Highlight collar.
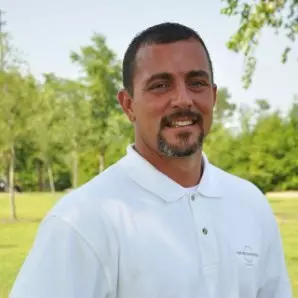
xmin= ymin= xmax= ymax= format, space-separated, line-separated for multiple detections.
xmin=118 ymin=145 xmax=222 ymax=203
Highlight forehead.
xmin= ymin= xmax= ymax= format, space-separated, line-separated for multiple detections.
xmin=134 ymin=39 xmax=210 ymax=82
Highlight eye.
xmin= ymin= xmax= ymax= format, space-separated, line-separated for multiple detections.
xmin=148 ymin=82 xmax=169 ymax=90
xmin=188 ymin=80 xmax=208 ymax=88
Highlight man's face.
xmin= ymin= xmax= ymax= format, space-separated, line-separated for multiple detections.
xmin=119 ymin=38 xmax=217 ymax=158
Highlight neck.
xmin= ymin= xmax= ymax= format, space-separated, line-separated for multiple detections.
xmin=134 ymin=143 xmax=203 ymax=188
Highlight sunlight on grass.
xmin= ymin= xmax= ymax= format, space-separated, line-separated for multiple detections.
xmin=0 ymin=193 xmax=60 ymax=297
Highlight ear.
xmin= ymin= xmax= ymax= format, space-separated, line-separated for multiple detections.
xmin=212 ymin=83 xmax=217 ymax=107
xmin=117 ymin=89 xmax=136 ymax=122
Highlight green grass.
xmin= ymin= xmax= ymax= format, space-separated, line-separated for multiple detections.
xmin=0 ymin=193 xmax=297 ymax=297
xmin=0 ymin=193 xmax=60 ymax=297
xmin=269 ymin=197 xmax=298 ymax=297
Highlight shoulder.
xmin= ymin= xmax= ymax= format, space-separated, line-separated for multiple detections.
xmin=209 ymin=163 xmax=280 ymax=244
xmin=42 ymin=160 xmax=131 ymax=250
xmin=209 ymin=162 xmax=275 ymax=222
xmin=211 ymin=164 xmax=263 ymax=197
xmin=49 ymin=160 xmax=128 ymax=216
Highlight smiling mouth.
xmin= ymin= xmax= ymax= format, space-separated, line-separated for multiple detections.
xmin=166 ymin=119 xmax=197 ymax=128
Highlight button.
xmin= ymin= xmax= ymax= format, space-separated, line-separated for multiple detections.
xmin=202 ymin=228 xmax=208 ymax=235
xmin=191 ymin=194 xmax=196 ymax=201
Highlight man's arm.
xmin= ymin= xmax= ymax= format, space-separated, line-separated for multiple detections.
xmin=257 ymin=209 xmax=292 ymax=298
xmin=9 ymin=216 xmax=110 ymax=298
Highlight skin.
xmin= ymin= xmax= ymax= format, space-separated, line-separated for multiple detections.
xmin=118 ymin=38 xmax=217 ymax=187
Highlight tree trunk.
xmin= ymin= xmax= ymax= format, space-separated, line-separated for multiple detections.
xmin=47 ymin=164 xmax=55 ymax=193
xmin=72 ymin=150 xmax=78 ymax=189
xmin=36 ymin=159 xmax=44 ymax=191
xmin=98 ymin=152 xmax=105 ymax=173
xmin=9 ymin=142 xmax=17 ymax=220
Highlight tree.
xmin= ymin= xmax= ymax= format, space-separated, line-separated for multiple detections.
xmin=50 ymin=76 xmax=91 ymax=189
xmin=255 ymin=98 xmax=271 ymax=113
xmin=0 ymin=72 xmax=37 ymax=219
xmin=204 ymin=87 xmax=237 ymax=169
xmin=221 ymin=0 xmax=298 ymax=88
xmin=30 ymin=78 xmax=63 ymax=192
xmin=213 ymin=87 xmax=237 ymax=124
xmin=70 ymin=33 xmax=123 ymax=173
xmin=0 ymin=27 xmax=30 ymax=219
xmin=281 ymin=97 xmax=298 ymax=189
xmin=0 ymin=31 xmax=26 ymax=72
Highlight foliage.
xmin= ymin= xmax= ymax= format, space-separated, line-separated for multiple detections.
xmin=221 ymin=0 xmax=298 ymax=88
xmin=0 ymin=31 xmax=297 ymax=195
xmin=0 ymin=33 xmax=132 ymax=193
xmin=70 ymin=34 xmax=123 ymax=172
xmin=205 ymin=96 xmax=298 ymax=192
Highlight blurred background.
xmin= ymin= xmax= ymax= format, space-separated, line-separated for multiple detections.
xmin=0 ymin=0 xmax=297 ymax=297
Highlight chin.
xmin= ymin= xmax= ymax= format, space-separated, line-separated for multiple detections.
xmin=158 ymin=140 xmax=201 ymax=158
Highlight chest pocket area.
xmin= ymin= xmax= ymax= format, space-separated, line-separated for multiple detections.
xmin=212 ymin=214 xmax=263 ymax=298
xmin=232 ymin=225 xmax=263 ymax=297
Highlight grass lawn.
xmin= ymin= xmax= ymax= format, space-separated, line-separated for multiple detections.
xmin=0 ymin=193 xmax=60 ymax=297
xmin=0 ymin=193 xmax=297 ymax=297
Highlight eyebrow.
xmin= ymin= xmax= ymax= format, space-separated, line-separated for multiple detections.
xmin=186 ymin=70 xmax=211 ymax=81
xmin=144 ymin=72 xmax=172 ymax=87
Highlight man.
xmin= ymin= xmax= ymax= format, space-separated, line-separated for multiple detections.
xmin=10 ymin=22 xmax=291 ymax=298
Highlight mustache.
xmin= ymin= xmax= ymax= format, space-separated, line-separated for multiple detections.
xmin=160 ymin=109 xmax=203 ymax=128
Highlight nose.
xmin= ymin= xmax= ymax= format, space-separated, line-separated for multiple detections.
xmin=171 ymin=83 xmax=194 ymax=109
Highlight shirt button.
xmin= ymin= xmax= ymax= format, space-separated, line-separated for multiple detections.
xmin=202 ymin=228 xmax=208 ymax=235
xmin=191 ymin=194 xmax=196 ymax=201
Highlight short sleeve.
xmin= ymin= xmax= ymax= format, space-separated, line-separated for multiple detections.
xmin=257 ymin=210 xmax=292 ymax=298
xmin=9 ymin=216 xmax=110 ymax=298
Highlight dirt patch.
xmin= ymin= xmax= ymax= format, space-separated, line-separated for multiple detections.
xmin=275 ymin=212 xmax=298 ymax=220
xmin=275 ymin=216 xmax=298 ymax=224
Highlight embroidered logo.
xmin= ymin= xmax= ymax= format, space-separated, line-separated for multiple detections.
xmin=236 ymin=245 xmax=259 ymax=266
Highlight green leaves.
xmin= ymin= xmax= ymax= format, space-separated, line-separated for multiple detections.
xmin=221 ymin=0 xmax=297 ymax=88
xmin=70 ymin=33 xmax=126 ymax=171
xmin=0 ymin=72 xmax=37 ymax=148
xmin=213 ymin=87 xmax=237 ymax=122
xmin=0 ymin=30 xmax=134 ymax=191
xmin=1 ymin=24 xmax=296 ymax=195
xmin=205 ymin=94 xmax=298 ymax=192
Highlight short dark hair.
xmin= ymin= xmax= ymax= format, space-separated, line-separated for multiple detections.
xmin=122 ymin=22 xmax=214 ymax=96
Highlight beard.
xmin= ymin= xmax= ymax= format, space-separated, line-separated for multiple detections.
xmin=157 ymin=109 xmax=205 ymax=158
xmin=158 ymin=130 xmax=204 ymax=157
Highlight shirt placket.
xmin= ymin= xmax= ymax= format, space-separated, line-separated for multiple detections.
xmin=188 ymin=192 xmax=219 ymax=297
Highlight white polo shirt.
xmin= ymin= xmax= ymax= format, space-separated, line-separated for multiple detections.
xmin=10 ymin=145 xmax=292 ymax=298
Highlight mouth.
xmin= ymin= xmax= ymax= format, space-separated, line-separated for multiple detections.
xmin=166 ymin=118 xmax=197 ymax=128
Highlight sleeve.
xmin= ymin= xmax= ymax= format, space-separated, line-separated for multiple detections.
xmin=9 ymin=216 xmax=110 ymax=298
xmin=257 ymin=210 xmax=292 ymax=298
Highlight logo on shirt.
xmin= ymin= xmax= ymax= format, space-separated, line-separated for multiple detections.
xmin=236 ymin=245 xmax=259 ymax=267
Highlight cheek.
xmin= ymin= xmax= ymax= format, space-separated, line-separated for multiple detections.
xmin=195 ymin=99 xmax=213 ymax=116
xmin=194 ymin=98 xmax=214 ymax=128
xmin=134 ymin=102 xmax=161 ymax=133
xmin=136 ymin=97 xmax=166 ymax=121
xmin=203 ymin=109 xmax=213 ymax=129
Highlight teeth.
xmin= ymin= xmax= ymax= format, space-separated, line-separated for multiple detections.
xmin=172 ymin=120 xmax=193 ymax=127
